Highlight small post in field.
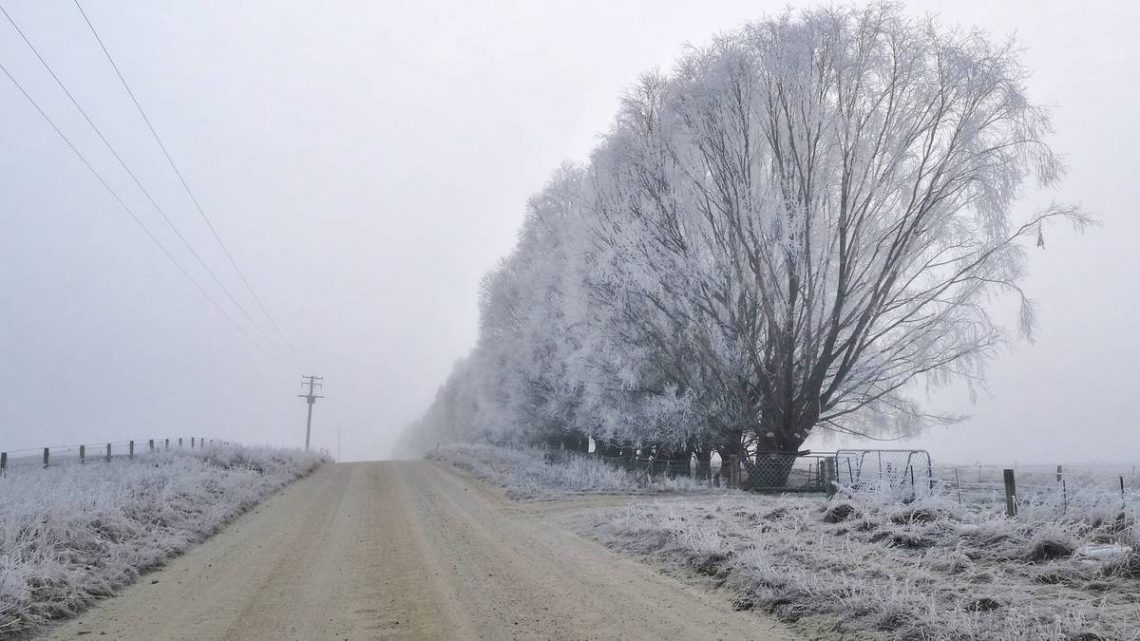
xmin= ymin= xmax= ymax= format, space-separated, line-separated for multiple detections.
xmin=1056 ymin=465 xmax=1063 ymax=483
xmin=165 ymin=438 xmax=169 ymax=450
xmin=148 ymin=439 xmax=154 ymax=453
xmin=80 ymin=445 xmax=86 ymax=464
xmin=954 ymin=467 xmax=963 ymax=505
xmin=1 ymin=452 xmax=7 ymax=474
xmin=105 ymin=443 xmax=111 ymax=462
xmin=191 ymin=437 xmax=195 ymax=448
xmin=179 ymin=437 xmax=183 ymax=448
xmin=129 ymin=441 xmax=135 ymax=459
xmin=1003 ymin=468 xmax=1018 ymax=518
xmin=43 ymin=447 xmax=49 ymax=468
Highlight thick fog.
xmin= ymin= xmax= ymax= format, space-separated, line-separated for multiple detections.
xmin=0 ymin=0 xmax=1135 ymax=462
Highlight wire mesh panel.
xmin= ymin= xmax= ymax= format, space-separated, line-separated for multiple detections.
xmin=741 ymin=453 xmax=836 ymax=492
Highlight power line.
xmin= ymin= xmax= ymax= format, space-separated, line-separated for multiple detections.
xmin=0 ymin=3 xmax=288 ymax=358
xmin=71 ymin=0 xmax=296 ymax=355
xmin=0 ymin=55 xmax=280 ymax=363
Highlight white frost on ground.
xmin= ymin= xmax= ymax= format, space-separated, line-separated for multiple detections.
xmin=427 ymin=443 xmax=716 ymax=498
xmin=436 ymin=445 xmax=1140 ymax=641
xmin=0 ymin=444 xmax=327 ymax=634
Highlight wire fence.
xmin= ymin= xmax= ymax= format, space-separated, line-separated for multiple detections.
xmin=0 ymin=437 xmax=215 ymax=475
xmin=930 ymin=463 xmax=1140 ymax=520
xmin=548 ymin=440 xmax=1138 ymax=521
xmin=583 ymin=447 xmax=935 ymax=495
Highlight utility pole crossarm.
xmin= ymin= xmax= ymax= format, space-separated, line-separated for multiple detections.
xmin=298 ymin=375 xmax=324 ymax=450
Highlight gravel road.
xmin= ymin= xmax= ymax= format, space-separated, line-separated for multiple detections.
xmin=41 ymin=461 xmax=799 ymax=641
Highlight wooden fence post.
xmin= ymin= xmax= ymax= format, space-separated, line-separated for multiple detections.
xmin=823 ymin=457 xmax=838 ymax=497
xmin=191 ymin=437 xmax=196 ymax=448
xmin=1003 ymin=468 xmax=1018 ymax=517
xmin=105 ymin=443 xmax=111 ymax=462
xmin=726 ymin=455 xmax=741 ymax=489
xmin=148 ymin=439 xmax=154 ymax=453
xmin=129 ymin=441 xmax=135 ymax=459
xmin=179 ymin=438 xmax=183 ymax=448
xmin=80 ymin=445 xmax=86 ymax=464
xmin=1 ymin=452 xmax=7 ymax=474
xmin=165 ymin=438 xmax=169 ymax=450
xmin=43 ymin=447 xmax=49 ymax=468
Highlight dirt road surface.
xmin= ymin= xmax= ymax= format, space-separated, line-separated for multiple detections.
xmin=41 ymin=461 xmax=799 ymax=641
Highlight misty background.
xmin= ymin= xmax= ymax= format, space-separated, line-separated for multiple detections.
xmin=0 ymin=0 xmax=1135 ymax=462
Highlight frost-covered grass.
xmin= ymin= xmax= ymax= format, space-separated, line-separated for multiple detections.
xmin=428 ymin=443 xmax=714 ymax=499
xmin=432 ymin=443 xmax=1139 ymax=639
xmin=580 ymin=488 xmax=1140 ymax=641
xmin=0 ymin=443 xmax=327 ymax=635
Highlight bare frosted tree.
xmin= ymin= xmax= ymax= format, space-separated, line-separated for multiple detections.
xmin=592 ymin=4 xmax=1091 ymax=465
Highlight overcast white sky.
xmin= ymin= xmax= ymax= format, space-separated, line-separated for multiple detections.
xmin=0 ymin=0 xmax=1135 ymax=463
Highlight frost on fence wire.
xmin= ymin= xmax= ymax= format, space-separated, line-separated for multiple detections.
xmin=0 ymin=437 xmax=212 ymax=474
xmin=834 ymin=450 xmax=934 ymax=494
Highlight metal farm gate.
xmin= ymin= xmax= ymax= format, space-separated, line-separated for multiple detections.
xmin=739 ymin=449 xmax=933 ymax=495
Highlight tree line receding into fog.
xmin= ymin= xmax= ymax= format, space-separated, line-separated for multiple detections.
xmin=398 ymin=4 xmax=1089 ymax=478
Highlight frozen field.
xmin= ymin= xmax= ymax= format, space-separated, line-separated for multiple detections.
xmin=435 ymin=445 xmax=1140 ymax=641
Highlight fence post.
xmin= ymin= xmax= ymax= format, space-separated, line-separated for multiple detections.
xmin=179 ymin=437 xmax=183 ymax=448
xmin=148 ymin=439 xmax=154 ymax=453
xmin=727 ymin=455 xmax=740 ymax=489
xmin=105 ymin=443 xmax=111 ymax=462
xmin=1 ymin=452 xmax=7 ymax=474
xmin=191 ymin=437 xmax=196 ymax=448
xmin=165 ymin=438 xmax=169 ymax=450
xmin=43 ymin=447 xmax=49 ymax=468
xmin=129 ymin=440 xmax=135 ymax=459
xmin=1056 ymin=465 xmax=1063 ymax=483
xmin=80 ymin=445 xmax=86 ymax=464
xmin=823 ymin=457 xmax=837 ymax=497
xmin=1003 ymin=468 xmax=1018 ymax=518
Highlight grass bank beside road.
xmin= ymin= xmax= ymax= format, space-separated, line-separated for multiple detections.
xmin=0 ymin=443 xmax=327 ymax=636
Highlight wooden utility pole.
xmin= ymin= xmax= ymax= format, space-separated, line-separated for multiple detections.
xmin=298 ymin=375 xmax=324 ymax=451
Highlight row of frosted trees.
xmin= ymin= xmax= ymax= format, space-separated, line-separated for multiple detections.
xmin=398 ymin=4 xmax=1085 ymax=479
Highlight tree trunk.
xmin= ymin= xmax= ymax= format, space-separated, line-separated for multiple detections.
xmin=667 ymin=449 xmax=692 ymax=478
xmin=694 ymin=450 xmax=712 ymax=481
xmin=596 ymin=438 xmax=621 ymax=464
xmin=618 ymin=442 xmax=636 ymax=472
xmin=744 ymin=419 xmax=812 ymax=490
xmin=715 ymin=429 xmax=744 ymax=488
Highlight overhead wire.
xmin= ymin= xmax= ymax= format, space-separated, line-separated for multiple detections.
xmin=0 ymin=53 xmax=282 ymax=364
xmin=71 ymin=0 xmax=297 ymax=355
xmin=0 ymin=3 xmax=289 ymax=359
